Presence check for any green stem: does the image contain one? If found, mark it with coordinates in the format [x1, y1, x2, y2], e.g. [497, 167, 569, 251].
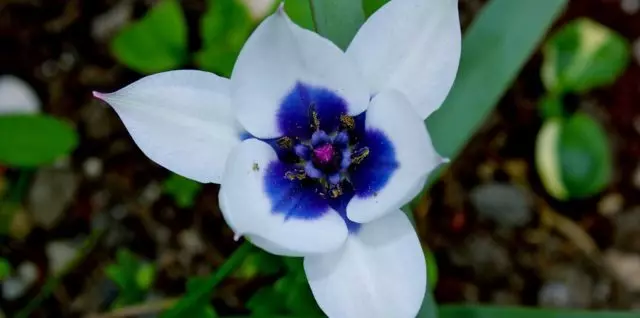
[15, 229, 104, 318]
[308, 0, 319, 32]
[7, 170, 33, 203]
[161, 241, 254, 318]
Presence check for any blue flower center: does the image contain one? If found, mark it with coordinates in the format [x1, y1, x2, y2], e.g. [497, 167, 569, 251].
[261, 82, 398, 233]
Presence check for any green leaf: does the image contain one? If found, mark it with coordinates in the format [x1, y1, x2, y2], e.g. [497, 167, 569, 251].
[247, 286, 287, 315]
[196, 0, 253, 77]
[539, 94, 566, 118]
[0, 115, 78, 167]
[535, 113, 612, 200]
[541, 18, 630, 93]
[285, 0, 314, 31]
[425, 249, 438, 291]
[416, 288, 438, 318]
[0, 257, 11, 281]
[362, 0, 388, 18]
[111, 0, 187, 74]
[439, 305, 640, 318]
[309, 0, 365, 50]
[135, 263, 156, 290]
[163, 173, 203, 208]
[235, 250, 283, 279]
[426, 0, 568, 159]
[106, 249, 155, 307]
[559, 113, 612, 198]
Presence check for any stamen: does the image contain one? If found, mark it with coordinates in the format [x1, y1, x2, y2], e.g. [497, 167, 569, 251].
[285, 169, 306, 181]
[340, 114, 355, 130]
[329, 184, 343, 198]
[309, 103, 320, 130]
[277, 136, 293, 149]
[351, 146, 370, 165]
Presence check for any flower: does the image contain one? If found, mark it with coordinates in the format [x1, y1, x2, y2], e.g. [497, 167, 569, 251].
[94, 0, 460, 316]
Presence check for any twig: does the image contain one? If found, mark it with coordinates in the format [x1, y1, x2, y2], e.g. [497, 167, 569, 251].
[15, 229, 104, 318]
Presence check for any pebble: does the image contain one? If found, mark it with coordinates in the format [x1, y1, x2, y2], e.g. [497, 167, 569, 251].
[538, 265, 592, 308]
[621, 0, 640, 14]
[91, 0, 133, 41]
[598, 192, 623, 217]
[1, 262, 38, 301]
[470, 182, 532, 227]
[46, 241, 79, 274]
[83, 157, 103, 179]
[0, 75, 40, 114]
[614, 207, 640, 252]
[450, 234, 511, 282]
[604, 249, 640, 292]
[28, 167, 78, 230]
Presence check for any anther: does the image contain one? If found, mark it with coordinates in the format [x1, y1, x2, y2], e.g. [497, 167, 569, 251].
[277, 136, 293, 149]
[285, 170, 306, 181]
[351, 147, 370, 165]
[309, 103, 320, 130]
[329, 185, 343, 198]
[340, 114, 355, 130]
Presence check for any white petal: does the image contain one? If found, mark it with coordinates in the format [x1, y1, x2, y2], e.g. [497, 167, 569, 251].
[95, 70, 239, 184]
[0, 75, 40, 114]
[219, 139, 348, 256]
[305, 211, 426, 318]
[347, 0, 461, 119]
[231, 6, 369, 138]
[348, 91, 439, 223]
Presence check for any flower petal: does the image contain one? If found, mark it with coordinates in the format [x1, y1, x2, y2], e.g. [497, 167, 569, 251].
[348, 91, 439, 223]
[346, 0, 461, 119]
[219, 139, 348, 256]
[0, 75, 40, 114]
[231, 6, 369, 139]
[304, 210, 426, 318]
[95, 70, 240, 184]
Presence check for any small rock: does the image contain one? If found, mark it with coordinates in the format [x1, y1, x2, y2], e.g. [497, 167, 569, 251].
[178, 229, 205, 255]
[604, 249, 640, 292]
[46, 241, 79, 274]
[70, 278, 118, 313]
[470, 182, 532, 227]
[140, 182, 162, 206]
[450, 234, 511, 282]
[91, 0, 133, 41]
[539, 265, 592, 308]
[621, 0, 640, 14]
[614, 207, 640, 252]
[0, 75, 40, 114]
[1, 262, 38, 301]
[28, 167, 78, 230]
[80, 103, 114, 139]
[83, 157, 103, 179]
[598, 192, 623, 217]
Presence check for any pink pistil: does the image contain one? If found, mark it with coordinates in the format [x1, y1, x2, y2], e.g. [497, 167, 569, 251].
[313, 144, 335, 164]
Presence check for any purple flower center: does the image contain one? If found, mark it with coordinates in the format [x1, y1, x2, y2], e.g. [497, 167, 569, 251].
[313, 144, 335, 165]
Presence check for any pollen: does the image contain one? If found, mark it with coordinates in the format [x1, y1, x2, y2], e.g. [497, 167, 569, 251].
[277, 136, 293, 149]
[351, 147, 370, 165]
[340, 114, 355, 130]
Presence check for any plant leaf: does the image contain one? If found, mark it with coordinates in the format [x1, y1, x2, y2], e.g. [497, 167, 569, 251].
[111, 0, 187, 74]
[163, 173, 203, 208]
[541, 18, 630, 93]
[0, 115, 77, 167]
[309, 0, 365, 50]
[426, 0, 568, 159]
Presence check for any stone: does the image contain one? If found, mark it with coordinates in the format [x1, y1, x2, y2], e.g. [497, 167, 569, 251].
[604, 249, 640, 292]
[28, 167, 78, 230]
[538, 265, 592, 308]
[46, 241, 79, 274]
[1, 262, 38, 301]
[470, 182, 532, 227]
[0, 75, 40, 114]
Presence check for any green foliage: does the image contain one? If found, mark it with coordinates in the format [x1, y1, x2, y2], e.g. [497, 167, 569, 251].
[0, 115, 78, 167]
[426, 249, 438, 291]
[196, 0, 253, 77]
[179, 277, 219, 318]
[235, 249, 282, 279]
[0, 257, 11, 281]
[309, 0, 365, 50]
[163, 173, 203, 208]
[247, 257, 322, 316]
[542, 18, 630, 94]
[105, 249, 156, 308]
[427, 0, 568, 159]
[285, 0, 315, 31]
[111, 0, 187, 74]
[536, 113, 612, 200]
[362, 0, 388, 18]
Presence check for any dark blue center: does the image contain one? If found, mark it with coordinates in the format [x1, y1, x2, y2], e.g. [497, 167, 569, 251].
[262, 82, 398, 233]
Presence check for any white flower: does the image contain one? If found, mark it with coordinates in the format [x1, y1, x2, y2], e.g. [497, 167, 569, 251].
[94, 0, 460, 316]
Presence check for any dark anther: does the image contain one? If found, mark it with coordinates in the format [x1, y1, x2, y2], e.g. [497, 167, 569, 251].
[340, 114, 355, 130]
[277, 136, 293, 149]
[351, 147, 370, 165]
[309, 103, 320, 130]
[285, 170, 306, 181]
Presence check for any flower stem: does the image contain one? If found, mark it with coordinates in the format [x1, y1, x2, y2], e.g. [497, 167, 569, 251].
[160, 241, 254, 318]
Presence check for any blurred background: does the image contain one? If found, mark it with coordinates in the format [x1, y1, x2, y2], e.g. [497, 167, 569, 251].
[1, 0, 640, 317]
